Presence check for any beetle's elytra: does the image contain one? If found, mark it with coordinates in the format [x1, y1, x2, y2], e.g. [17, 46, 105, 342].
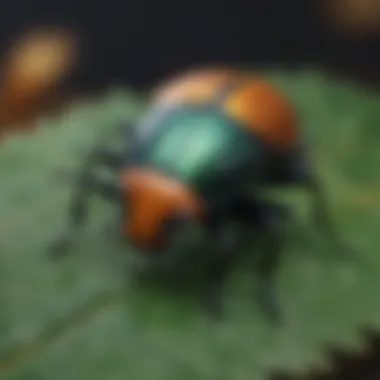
[50, 67, 354, 321]
[153, 68, 297, 148]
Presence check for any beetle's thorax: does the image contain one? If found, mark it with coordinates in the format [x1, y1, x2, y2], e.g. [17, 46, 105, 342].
[120, 168, 204, 249]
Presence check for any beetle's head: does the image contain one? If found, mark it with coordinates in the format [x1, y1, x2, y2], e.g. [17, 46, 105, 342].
[119, 168, 205, 253]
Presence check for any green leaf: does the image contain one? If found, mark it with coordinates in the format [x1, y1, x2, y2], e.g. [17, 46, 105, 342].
[1, 70, 380, 379]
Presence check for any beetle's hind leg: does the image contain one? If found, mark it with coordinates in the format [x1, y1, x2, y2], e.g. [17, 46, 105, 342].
[49, 145, 124, 260]
[255, 204, 289, 324]
[229, 197, 290, 323]
[202, 216, 241, 320]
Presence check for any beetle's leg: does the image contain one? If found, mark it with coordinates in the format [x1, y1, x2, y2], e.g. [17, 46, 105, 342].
[202, 216, 240, 319]
[267, 147, 355, 258]
[256, 205, 288, 324]
[292, 153, 356, 258]
[284, 148, 336, 240]
[49, 146, 123, 259]
[228, 196, 288, 323]
[87, 146, 124, 170]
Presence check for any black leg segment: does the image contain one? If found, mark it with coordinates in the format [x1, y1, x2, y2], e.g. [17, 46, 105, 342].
[49, 145, 124, 259]
[266, 146, 355, 259]
[228, 196, 291, 323]
[202, 216, 241, 319]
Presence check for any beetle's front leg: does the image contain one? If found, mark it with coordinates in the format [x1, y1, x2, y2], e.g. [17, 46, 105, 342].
[305, 177, 358, 261]
[267, 146, 356, 259]
[295, 160, 357, 259]
[49, 146, 123, 259]
[256, 205, 289, 324]
[229, 197, 288, 323]
[202, 217, 240, 319]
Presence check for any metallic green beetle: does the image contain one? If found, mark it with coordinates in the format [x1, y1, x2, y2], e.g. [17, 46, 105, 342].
[50, 68, 353, 321]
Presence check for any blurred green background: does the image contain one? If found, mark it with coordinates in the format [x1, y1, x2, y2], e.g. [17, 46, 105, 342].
[0, 70, 379, 380]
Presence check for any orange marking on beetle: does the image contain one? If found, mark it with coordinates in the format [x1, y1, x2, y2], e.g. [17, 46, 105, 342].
[223, 79, 298, 149]
[152, 67, 238, 107]
[120, 168, 205, 249]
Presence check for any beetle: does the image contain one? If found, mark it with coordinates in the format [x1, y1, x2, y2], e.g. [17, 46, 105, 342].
[50, 67, 353, 322]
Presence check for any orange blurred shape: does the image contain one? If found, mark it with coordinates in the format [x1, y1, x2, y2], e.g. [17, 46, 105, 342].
[323, 0, 380, 36]
[0, 27, 77, 131]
